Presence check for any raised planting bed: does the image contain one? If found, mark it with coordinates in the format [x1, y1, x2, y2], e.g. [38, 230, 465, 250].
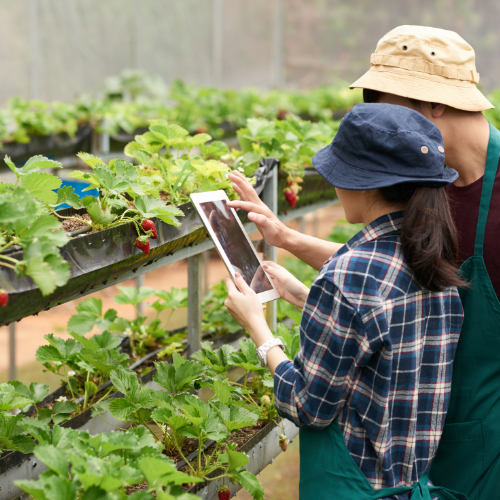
[278, 167, 337, 213]
[0, 125, 93, 166]
[188, 418, 299, 499]
[0, 200, 213, 326]
[0, 329, 246, 500]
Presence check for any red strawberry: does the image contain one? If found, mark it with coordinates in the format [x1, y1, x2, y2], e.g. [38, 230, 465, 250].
[287, 178, 293, 186]
[141, 219, 157, 239]
[196, 126, 207, 134]
[0, 289, 8, 307]
[136, 236, 150, 255]
[284, 189, 297, 208]
[279, 434, 289, 452]
[218, 486, 230, 500]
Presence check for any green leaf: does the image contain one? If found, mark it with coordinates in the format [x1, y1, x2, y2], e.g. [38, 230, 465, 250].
[108, 398, 137, 421]
[9, 381, 49, 405]
[215, 402, 259, 432]
[84, 381, 98, 398]
[86, 202, 115, 229]
[24, 257, 61, 296]
[21, 155, 62, 174]
[56, 186, 81, 209]
[200, 140, 229, 159]
[52, 401, 77, 415]
[34, 444, 69, 477]
[77, 152, 106, 169]
[227, 447, 249, 472]
[20, 172, 62, 203]
[110, 368, 139, 401]
[23, 214, 62, 239]
[211, 380, 231, 405]
[115, 286, 156, 307]
[233, 470, 265, 500]
[14, 480, 49, 500]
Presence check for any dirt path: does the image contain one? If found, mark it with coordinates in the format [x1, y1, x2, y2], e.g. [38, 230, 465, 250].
[0, 205, 345, 380]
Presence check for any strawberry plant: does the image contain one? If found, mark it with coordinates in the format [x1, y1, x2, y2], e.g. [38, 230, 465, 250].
[123, 120, 251, 206]
[15, 425, 199, 500]
[61, 153, 184, 236]
[0, 155, 71, 295]
[230, 117, 339, 184]
[202, 280, 242, 335]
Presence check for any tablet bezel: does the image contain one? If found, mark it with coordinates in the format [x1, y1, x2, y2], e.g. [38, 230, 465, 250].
[190, 190, 280, 304]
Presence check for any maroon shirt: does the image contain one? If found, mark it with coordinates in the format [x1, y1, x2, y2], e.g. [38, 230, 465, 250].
[445, 158, 500, 300]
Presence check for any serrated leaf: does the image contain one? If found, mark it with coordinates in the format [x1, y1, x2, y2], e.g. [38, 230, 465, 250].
[24, 257, 61, 296]
[21, 155, 62, 174]
[56, 186, 81, 209]
[52, 401, 77, 415]
[233, 470, 265, 500]
[115, 286, 156, 307]
[77, 152, 106, 169]
[20, 172, 62, 203]
[108, 398, 136, 421]
[86, 203, 115, 229]
[34, 444, 69, 477]
[200, 140, 229, 159]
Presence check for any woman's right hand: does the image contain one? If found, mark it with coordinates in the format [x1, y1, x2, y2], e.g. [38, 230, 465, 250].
[262, 261, 310, 309]
[227, 171, 290, 249]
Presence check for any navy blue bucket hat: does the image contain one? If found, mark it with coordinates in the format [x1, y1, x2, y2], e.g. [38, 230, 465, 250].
[313, 103, 458, 190]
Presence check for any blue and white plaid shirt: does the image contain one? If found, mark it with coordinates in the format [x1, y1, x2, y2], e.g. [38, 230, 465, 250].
[274, 211, 463, 491]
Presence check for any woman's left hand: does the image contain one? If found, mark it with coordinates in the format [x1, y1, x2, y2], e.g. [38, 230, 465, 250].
[225, 273, 274, 347]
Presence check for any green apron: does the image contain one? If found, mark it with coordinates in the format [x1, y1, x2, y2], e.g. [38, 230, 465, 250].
[300, 422, 467, 500]
[430, 123, 500, 499]
[299, 228, 467, 500]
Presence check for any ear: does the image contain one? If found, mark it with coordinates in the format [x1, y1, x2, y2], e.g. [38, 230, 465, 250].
[422, 101, 446, 119]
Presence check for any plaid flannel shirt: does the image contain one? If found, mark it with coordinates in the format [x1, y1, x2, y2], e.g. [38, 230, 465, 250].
[274, 211, 463, 492]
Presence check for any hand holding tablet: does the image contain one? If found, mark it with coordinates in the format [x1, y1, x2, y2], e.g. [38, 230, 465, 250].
[190, 190, 280, 304]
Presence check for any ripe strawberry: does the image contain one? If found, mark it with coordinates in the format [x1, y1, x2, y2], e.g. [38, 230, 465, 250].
[218, 485, 230, 500]
[141, 219, 157, 239]
[196, 126, 207, 134]
[284, 189, 297, 208]
[287, 178, 293, 186]
[136, 236, 150, 255]
[0, 289, 8, 307]
[277, 109, 287, 120]
[279, 434, 289, 452]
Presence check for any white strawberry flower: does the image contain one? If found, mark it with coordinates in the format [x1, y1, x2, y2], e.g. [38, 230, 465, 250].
[238, 167, 245, 173]
[67, 370, 76, 377]
[55, 396, 67, 403]
[124, 328, 133, 337]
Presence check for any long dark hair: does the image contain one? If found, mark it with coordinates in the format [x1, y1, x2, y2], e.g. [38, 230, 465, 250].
[379, 183, 467, 291]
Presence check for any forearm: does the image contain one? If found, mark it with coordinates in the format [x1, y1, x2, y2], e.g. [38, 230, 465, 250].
[282, 227, 343, 270]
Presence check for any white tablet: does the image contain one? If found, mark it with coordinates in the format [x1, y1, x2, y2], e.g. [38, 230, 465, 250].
[191, 190, 280, 304]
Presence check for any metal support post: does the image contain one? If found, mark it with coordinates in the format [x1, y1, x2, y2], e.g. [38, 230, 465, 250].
[262, 165, 278, 332]
[98, 119, 110, 155]
[136, 274, 145, 318]
[9, 323, 16, 381]
[202, 251, 209, 297]
[187, 254, 203, 357]
[299, 216, 306, 234]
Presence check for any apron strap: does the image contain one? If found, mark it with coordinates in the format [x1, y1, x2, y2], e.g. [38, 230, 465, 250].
[474, 123, 500, 256]
[372, 470, 469, 500]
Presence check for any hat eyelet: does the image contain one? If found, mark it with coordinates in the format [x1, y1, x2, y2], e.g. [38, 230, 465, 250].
[431, 51, 436, 56]
[421, 146, 429, 154]
[402, 45, 408, 51]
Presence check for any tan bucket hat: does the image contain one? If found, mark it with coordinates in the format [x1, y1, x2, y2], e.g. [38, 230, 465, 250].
[350, 25, 493, 111]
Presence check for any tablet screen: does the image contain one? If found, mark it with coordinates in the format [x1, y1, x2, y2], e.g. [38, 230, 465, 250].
[199, 199, 273, 294]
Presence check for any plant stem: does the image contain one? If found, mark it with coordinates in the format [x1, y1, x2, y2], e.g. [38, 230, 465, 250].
[174, 436, 197, 475]
[97, 414, 128, 431]
[63, 364, 76, 401]
[0, 254, 20, 265]
[51, 209, 92, 227]
[0, 262, 16, 270]
[83, 370, 90, 411]
[94, 384, 113, 405]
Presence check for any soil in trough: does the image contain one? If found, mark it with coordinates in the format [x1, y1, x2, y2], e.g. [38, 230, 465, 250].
[60, 213, 92, 233]
[125, 420, 268, 495]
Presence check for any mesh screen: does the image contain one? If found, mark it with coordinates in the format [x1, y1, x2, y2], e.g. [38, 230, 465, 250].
[0, 0, 499, 103]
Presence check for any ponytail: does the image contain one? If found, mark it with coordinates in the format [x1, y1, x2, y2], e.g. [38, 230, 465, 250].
[379, 183, 467, 292]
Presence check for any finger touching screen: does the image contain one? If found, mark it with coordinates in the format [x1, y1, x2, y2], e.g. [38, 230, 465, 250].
[199, 199, 273, 294]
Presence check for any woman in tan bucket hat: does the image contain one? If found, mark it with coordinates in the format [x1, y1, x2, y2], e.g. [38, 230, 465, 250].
[351, 25, 500, 500]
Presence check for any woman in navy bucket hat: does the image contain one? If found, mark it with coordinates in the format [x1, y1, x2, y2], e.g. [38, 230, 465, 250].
[223, 103, 467, 499]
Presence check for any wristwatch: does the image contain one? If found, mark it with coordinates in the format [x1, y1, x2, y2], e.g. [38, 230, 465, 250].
[257, 339, 285, 367]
